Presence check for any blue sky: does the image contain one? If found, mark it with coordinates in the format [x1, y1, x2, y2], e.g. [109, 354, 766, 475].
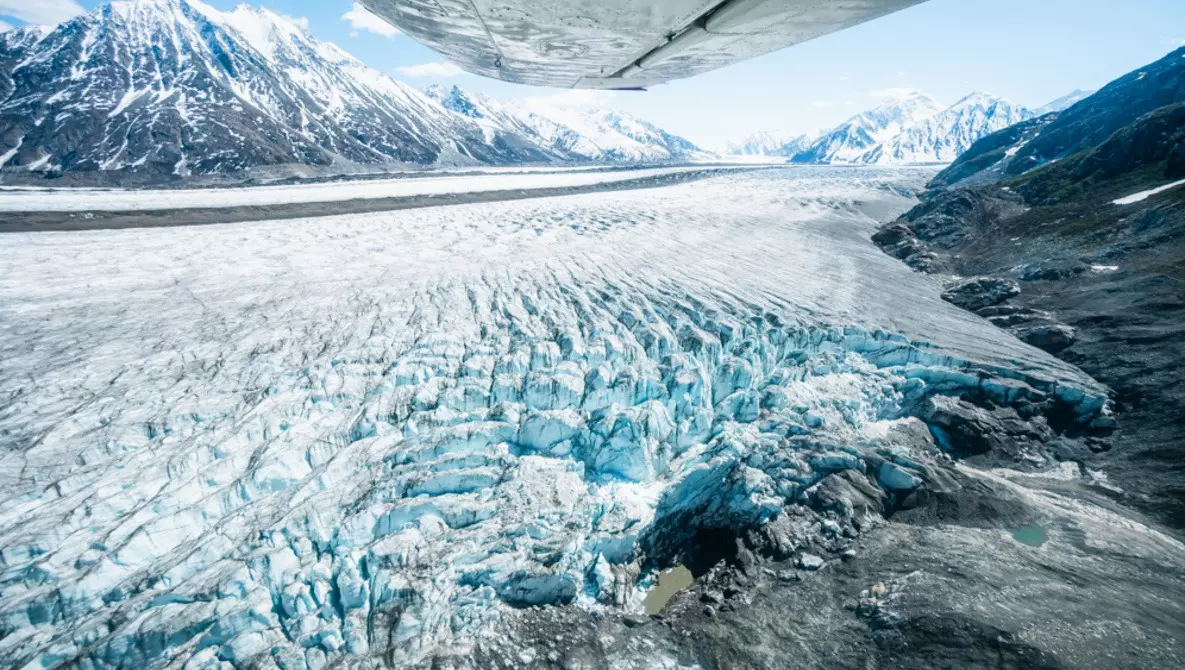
[7, 0, 1185, 148]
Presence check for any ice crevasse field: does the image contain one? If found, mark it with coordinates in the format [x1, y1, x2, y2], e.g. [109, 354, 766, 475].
[0, 168, 1108, 669]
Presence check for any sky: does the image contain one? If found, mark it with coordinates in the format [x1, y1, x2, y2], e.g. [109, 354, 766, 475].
[4, 0, 1184, 149]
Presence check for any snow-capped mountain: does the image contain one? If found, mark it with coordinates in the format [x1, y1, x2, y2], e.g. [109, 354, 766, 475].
[425, 85, 708, 163]
[0, 0, 703, 181]
[0, 0, 571, 178]
[595, 110, 707, 161]
[1032, 89, 1095, 117]
[733, 91, 1039, 165]
[861, 92, 1032, 164]
[422, 84, 585, 161]
[792, 92, 942, 164]
[509, 93, 710, 163]
[727, 131, 813, 158]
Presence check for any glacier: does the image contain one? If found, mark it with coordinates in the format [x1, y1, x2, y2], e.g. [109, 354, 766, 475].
[0, 166, 737, 213]
[0, 168, 1109, 669]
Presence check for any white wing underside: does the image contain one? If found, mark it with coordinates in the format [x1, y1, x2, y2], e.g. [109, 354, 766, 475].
[360, 0, 927, 89]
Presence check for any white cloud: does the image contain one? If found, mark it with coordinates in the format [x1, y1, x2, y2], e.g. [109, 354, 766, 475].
[811, 101, 834, 108]
[395, 62, 464, 78]
[342, 2, 400, 38]
[844, 100, 855, 106]
[0, 19, 12, 33]
[281, 14, 310, 31]
[838, 76, 850, 82]
[0, 0, 84, 25]
[521, 89, 617, 110]
[897, 71, 906, 77]
[869, 87, 920, 99]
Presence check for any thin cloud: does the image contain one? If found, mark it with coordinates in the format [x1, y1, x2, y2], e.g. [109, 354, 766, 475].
[0, 19, 12, 32]
[839, 76, 850, 81]
[0, 0, 84, 25]
[396, 62, 464, 78]
[342, 2, 400, 38]
[811, 101, 834, 108]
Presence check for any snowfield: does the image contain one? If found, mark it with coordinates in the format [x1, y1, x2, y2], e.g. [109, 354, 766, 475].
[0, 166, 731, 213]
[0, 168, 1106, 669]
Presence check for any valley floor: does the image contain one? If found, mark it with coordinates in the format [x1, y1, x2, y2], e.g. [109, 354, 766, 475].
[1, 168, 1181, 670]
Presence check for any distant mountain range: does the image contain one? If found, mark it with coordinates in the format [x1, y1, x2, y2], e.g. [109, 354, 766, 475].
[730, 88, 1091, 165]
[726, 131, 813, 158]
[0, 0, 707, 182]
[0, 0, 1103, 181]
[795, 92, 944, 164]
[425, 85, 709, 164]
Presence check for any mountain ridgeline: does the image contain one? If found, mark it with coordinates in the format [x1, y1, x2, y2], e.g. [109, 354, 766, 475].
[0, 0, 707, 183]
[731, 89, 1083, 165]
[872, 45, 1185, 529]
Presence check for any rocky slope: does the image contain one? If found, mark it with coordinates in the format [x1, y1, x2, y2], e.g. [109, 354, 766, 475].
[873, 46, 1185, 529]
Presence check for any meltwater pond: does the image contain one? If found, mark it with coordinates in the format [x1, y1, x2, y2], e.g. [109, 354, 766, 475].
[0, 167, 1106, 669]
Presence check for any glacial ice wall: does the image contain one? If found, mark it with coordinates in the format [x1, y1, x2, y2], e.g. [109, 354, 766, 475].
[0, 168, 1105, 669]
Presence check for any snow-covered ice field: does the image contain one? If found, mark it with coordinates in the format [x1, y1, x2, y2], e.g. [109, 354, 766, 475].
[0, 165, 736, 213]
[0, 168, 1106, 669]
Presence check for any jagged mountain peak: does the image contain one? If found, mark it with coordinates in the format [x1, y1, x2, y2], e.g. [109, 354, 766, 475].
[743, 90, 1035, 165]
[863, 92, 1032, 164]
[791, 92, 941, 164]
[0, 1, 712, 182]
[424, 84, 499, 120]
[0, 0, 566, 178]
[856, 91, 943, 127]
[867, 89, 939, 110]
[946, 91, 1000, 108]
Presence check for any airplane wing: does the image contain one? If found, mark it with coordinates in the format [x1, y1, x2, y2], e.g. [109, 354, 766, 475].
[360, 0, 928, 89]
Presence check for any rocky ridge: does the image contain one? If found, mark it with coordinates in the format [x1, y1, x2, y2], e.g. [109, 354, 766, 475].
[873, 46, 1185, 529]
